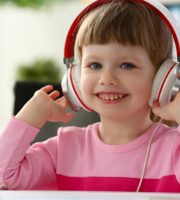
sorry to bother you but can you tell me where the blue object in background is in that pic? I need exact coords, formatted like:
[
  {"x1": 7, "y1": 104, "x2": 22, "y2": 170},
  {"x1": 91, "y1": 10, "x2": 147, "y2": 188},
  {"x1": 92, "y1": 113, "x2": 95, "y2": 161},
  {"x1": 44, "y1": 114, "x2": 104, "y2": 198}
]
[{"x1": 167, "y1": 4, "x2": 180, "y2": 24}]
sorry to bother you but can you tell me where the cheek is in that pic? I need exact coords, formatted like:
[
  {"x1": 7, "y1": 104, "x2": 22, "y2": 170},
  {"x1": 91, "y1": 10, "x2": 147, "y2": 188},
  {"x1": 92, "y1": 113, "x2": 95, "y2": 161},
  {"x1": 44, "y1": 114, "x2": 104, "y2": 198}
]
[
  {"x1": 80, "y1": 73, "x2": 93, "y2": 98},
  {"x1": 80, "y1": 74, "x2": 95, "y2": 109},
  {"x1": 127, "y1": 73, "x2": 154, "y2": 97}
]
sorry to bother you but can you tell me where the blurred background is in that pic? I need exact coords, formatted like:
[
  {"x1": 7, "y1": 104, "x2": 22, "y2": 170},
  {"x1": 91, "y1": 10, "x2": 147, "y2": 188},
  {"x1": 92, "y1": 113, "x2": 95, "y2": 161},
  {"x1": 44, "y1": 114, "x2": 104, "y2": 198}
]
[{"x1": 0, "y1": 0, "x2": 179, "y2": 143}]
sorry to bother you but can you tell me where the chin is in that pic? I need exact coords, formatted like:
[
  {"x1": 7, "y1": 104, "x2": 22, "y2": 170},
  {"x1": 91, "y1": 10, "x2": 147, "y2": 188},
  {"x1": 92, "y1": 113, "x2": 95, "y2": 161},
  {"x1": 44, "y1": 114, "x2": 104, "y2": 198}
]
[{"x1": 98, "y1": 111, "x2": 127, "y2": 121}]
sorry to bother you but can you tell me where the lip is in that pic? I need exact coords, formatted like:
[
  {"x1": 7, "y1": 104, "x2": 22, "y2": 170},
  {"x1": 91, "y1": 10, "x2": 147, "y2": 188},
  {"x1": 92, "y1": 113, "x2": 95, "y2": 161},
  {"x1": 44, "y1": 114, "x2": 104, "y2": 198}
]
[{"x1": 96, "y1": 94, "x2": 129, "y2": 104}]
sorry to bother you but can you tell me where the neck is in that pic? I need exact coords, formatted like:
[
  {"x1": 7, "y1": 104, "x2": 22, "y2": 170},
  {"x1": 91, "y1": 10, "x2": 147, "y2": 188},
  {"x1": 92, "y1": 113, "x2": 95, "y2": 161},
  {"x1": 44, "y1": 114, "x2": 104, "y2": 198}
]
[{"x1": 98, "y1": 113, "x2": 154, "y2": 145}]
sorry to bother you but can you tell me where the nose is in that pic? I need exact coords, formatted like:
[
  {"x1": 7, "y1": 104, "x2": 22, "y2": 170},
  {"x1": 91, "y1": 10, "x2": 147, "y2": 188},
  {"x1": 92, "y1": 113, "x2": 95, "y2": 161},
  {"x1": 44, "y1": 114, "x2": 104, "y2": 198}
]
[{"x1": 99, "y1": 70, "x2": 119, "y2": 86}]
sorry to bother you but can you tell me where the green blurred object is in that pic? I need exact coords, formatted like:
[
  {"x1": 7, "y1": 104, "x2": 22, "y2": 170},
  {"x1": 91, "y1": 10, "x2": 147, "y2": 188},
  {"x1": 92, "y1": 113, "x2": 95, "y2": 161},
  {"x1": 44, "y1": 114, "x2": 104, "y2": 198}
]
[
  {"x1": 15, "y1": 59, "x2": 62, "y2": 83},
  {"x1": 1, "y1": 0, "x2": 64, "y2": 8}
]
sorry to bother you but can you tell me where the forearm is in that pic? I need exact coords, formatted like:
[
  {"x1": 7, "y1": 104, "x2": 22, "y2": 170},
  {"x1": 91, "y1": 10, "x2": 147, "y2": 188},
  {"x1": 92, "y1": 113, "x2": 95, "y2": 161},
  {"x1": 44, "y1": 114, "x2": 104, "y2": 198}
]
[
  {"x1": 0, "y1": 116, "x2": 39, "y2": 189},
  {"x1": 0, "y1": 116, "x2": 57, "y2": 190}
]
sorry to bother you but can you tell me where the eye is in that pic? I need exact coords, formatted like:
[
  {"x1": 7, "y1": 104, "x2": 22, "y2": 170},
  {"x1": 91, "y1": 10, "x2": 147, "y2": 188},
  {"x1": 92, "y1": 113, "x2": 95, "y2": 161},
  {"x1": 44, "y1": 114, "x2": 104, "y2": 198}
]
[
  {"x1": 121, "y1": 63, "x2": 135, "y2": 70},
  {"x1": 90, "y1": 63, "x2": 102, "y2": 69}
]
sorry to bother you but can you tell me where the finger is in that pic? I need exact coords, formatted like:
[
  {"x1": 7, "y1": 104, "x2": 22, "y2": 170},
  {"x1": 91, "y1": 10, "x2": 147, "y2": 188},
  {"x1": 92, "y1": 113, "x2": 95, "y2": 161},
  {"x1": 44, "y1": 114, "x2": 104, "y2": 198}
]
[
  {"x1": 56, "y1": 96, "x2": 65, "y2": 103},
  {"x1": 152, "y1": 100, "x2": 161, "y2": 116},
  {"x1": 40, "y1": 85, "x2": 53, "y2": 93},
  {"x1": 178, "y1": 72, "x2": 180, "y2": 80},
  {"x1": 49, "y1": 90, "x2": 60, "y2": 100},
  {"x1": 62, "y1": 113, "x2": 75, "y2": 122},
  {"x1": 56, "y1": 97, "x2": 69, "y2": 109},
  {"x1": 60, "y1": 99, "x2": 69, "y2": 110},
  {"x1": 152, "y1": 100, "x2": 171, "y2": 120}
]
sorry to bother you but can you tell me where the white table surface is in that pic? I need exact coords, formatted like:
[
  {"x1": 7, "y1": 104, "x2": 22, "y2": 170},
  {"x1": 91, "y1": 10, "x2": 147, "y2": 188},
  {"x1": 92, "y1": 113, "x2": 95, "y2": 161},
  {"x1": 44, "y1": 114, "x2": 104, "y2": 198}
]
[{"x1": 0, "y1": 191, "x2": 180, "y2": 200}]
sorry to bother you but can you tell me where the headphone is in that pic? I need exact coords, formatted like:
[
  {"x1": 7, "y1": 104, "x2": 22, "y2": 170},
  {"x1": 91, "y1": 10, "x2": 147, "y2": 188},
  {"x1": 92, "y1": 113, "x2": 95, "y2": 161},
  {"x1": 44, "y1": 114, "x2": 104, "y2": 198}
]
[{"x1": 61, "y1": 0, "x2": 180, "y2": 112}]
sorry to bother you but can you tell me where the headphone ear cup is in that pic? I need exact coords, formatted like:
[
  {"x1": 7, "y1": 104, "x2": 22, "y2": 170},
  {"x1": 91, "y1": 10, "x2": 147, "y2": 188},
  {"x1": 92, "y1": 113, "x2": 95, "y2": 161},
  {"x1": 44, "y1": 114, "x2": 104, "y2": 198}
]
[
  {"x1": 62, "y1": 63, "x2": 93, "y2": 112},
  {"x1": 148, "y1": 59, "x2": 178, "y2": 108},
  {"x1": 70, "y1": 63, "x2": 82, "y2": 103}
]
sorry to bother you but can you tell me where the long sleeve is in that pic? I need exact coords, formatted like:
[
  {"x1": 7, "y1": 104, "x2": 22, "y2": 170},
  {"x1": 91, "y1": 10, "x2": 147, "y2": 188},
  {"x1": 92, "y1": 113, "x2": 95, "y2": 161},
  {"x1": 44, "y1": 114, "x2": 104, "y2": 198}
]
[
  {"x1": 0, "y1": 116, "x2": 58, "y2": 190},
  {"x1": 172, "y1": 126, "x2": 180, "y2": 185}
]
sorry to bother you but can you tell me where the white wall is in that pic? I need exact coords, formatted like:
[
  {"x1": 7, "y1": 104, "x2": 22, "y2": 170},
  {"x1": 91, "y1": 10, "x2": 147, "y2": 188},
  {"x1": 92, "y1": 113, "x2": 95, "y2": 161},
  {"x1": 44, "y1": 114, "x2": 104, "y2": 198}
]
[{"x1": 0, "y1": 1, "x2": 88, "y2": 130}]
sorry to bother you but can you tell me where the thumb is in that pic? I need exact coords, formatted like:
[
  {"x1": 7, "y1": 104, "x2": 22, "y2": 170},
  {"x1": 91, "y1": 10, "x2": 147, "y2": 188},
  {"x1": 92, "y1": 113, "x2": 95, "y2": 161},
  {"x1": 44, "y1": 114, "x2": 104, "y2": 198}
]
[
  {"x1": 152, "y1": 100, "x2": 161, "y2": 116},
  {"x1": 63, "y1": 112, "x2": 75, "y2": 122}
]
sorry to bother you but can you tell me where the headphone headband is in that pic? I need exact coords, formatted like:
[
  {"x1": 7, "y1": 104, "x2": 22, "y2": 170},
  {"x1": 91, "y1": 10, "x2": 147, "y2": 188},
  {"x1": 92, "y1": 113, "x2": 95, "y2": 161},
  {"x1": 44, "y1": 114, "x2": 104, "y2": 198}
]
[{"x1": 64, "y1": 0, "x2": 180, "y2": 65}]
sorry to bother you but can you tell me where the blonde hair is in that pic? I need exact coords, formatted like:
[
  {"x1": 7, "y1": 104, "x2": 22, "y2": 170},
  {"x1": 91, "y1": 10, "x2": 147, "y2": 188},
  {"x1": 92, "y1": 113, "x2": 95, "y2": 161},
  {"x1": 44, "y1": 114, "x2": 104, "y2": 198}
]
[{"x1": 75, "y1": 0, "x2": 174, "y2": 127}]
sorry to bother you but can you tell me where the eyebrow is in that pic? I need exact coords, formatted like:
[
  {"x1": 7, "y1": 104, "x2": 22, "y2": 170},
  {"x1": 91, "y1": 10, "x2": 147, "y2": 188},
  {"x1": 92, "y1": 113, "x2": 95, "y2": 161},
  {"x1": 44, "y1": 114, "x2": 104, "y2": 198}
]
[
  {"x1": 83, "y1": 55, "x2": 142, "y2": 64},
  {"x1": 83, "y1": 55, "x2": 102, "y2": 61}
]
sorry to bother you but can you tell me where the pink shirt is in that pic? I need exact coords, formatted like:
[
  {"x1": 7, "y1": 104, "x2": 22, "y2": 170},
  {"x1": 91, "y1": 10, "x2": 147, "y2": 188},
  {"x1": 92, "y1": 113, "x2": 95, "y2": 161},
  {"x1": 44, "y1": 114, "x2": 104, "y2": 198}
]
[{"x1": 0, "y1": 116, "x2": 180, "y2": 192}]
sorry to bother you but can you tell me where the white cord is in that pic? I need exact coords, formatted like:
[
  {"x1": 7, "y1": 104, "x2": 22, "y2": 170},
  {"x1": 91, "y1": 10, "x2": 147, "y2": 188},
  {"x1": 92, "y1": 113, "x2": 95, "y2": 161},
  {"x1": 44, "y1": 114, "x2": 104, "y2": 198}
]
[
  {"x1": 136, "y1": 118, "x2": 163, "y2": 192},
  {"x1": 0, "y1": 184, "x2": 8, "y2": 190}
]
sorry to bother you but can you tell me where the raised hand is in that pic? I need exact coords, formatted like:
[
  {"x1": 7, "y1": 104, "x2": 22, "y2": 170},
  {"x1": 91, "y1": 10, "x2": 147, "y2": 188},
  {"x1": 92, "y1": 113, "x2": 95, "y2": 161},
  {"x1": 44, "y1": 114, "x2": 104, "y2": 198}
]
[
  {"x1": 152, "y1": 73, "x2": 180, "y2": 124},
  {"x1": 15, "y1": 85, "x2": 74, "y2": 129}
]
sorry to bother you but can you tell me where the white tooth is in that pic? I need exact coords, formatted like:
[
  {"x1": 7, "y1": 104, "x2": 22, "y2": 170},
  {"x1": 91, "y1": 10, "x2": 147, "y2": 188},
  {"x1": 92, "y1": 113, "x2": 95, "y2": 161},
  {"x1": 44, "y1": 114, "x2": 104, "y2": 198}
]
[
  {"x1": 106, "y1": 97, "x2": 109, "y2": 100},
  {"x1": 119, "y1": 95, "x2": 123, "y2": 98},
  {"x1": 115, "y1": 96, "x2": 118, "y2": 99},
  {"x1": 110, "y1": 97, "x2": 114, "y2": 100},
  {"x1": 103, "y1": 97, "x2": 106, "y2": 99}
]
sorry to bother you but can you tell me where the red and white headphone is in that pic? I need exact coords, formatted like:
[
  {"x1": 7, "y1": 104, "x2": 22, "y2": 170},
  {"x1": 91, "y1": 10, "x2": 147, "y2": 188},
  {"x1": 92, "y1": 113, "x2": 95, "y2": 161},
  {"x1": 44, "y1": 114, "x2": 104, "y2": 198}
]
[{"x1": 61, "y1": 0, "x2": 180, "y2": 112}]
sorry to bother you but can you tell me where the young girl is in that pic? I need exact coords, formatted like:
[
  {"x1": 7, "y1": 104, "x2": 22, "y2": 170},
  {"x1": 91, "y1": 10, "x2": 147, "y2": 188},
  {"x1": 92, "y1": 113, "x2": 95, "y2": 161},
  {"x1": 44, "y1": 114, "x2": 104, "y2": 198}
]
[{"x1": 0, "y1": 0, "x2": 180, "y2": 192}]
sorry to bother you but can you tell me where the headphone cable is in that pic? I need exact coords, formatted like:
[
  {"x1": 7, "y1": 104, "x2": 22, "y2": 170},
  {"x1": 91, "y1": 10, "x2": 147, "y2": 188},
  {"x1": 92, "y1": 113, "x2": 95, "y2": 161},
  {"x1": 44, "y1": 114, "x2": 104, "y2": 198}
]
[
  {"x1": 0, "y1": 184, "x2": 8, "y2": 190},
  {"x1": 136, "y1": 117, "x2": 163, "y2": 192}
]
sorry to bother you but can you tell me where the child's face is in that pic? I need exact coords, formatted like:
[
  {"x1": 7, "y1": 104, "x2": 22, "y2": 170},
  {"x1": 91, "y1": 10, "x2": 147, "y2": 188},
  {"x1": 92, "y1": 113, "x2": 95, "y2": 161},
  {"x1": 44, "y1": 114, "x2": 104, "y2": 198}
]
[{"x1": 80, "y1": 42, "x2": 156, "y2": 121}]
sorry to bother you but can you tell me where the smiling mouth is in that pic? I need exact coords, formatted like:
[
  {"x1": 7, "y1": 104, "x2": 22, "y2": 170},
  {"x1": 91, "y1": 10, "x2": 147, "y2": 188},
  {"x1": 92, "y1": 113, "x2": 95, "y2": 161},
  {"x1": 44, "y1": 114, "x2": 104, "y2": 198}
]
[{"x1": 97, "y1": 94, "x2": 128, "y2": 101}]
